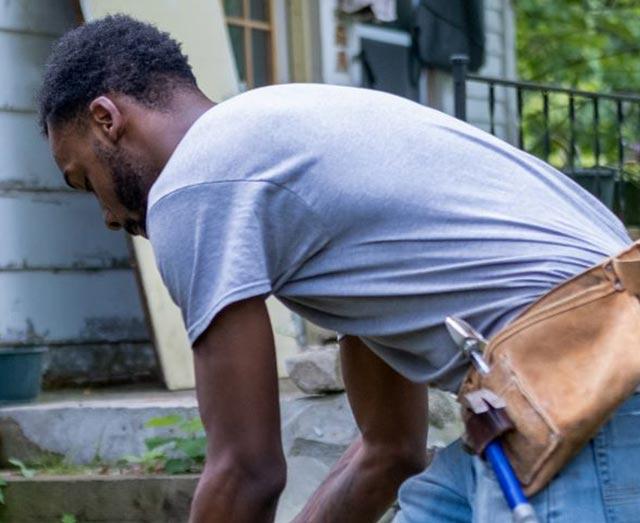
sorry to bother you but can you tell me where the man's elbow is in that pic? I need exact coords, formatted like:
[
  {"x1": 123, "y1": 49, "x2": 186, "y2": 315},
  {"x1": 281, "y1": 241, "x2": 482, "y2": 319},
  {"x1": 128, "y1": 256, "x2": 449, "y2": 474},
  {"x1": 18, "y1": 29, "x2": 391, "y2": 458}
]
[
  {"x1": 393, "y1": 447, "x2": 428, "y2": 478},
  {"x1": 204, "y1": 451, "x2": 287, "y2": 509},
  {"x1": 243, "y1": 457, "x2": 288, "y2": 505},
  {"x1": 365, "y1": 440, "x2": 427, "y2": 481}
]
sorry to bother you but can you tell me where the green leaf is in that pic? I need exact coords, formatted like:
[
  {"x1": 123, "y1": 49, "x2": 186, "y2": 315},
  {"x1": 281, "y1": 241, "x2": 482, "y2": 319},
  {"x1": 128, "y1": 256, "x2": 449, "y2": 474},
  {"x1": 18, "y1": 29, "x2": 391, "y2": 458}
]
[
  {"x1": 144, "y1": 436, "x2": 175, "y2": 451},
  {"x1": 60, "y1": 514, "x2": 77, "y2": 523},
  {"x1": 175, "y1": 437, "x2": 207, "y2": 461},
  {"x1": 179, "y1": 417, "x2": 204, "y2": 434},
  {"x1": 8, "y1": 458, "x2": 36, "y2": 479},
  {"x1": 119, "y1": 454, "x2": 144, "y2": 465},
  {"x1": 164, "y1": 458, "x2": 193, "y2": 475},
  {"x1": 147, "y1": 442, "x2": 175, "y2": 458},
  {"x1": 144, "y1": 415, "x2": 182, "y2": 428},
  {"x1": 0, "y1": 477, "x2": 6, "y2": 505}
]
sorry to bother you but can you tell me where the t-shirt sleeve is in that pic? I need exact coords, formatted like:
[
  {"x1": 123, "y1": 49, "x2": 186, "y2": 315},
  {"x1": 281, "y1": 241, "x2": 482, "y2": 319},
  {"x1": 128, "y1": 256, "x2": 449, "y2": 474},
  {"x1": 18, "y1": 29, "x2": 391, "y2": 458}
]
[{"x1": 147, "y1": 180, "x2": 329, "y2": 344}]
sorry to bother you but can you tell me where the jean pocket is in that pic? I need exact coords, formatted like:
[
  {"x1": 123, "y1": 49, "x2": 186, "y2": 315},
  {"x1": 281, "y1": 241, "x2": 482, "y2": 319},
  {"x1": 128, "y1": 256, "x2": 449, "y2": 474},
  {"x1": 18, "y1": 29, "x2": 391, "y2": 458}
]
[
  {"x1": 594, "y1": 396, "x2": 640, "y2": 521},
  {"x1": 471, "y1": 456, "x2": 518, "y2": 523}
]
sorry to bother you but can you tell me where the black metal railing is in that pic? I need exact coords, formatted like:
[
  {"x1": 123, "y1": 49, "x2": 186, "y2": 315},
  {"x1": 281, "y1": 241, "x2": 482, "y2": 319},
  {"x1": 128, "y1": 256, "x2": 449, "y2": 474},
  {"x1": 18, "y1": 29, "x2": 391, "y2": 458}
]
[{"x1": 451, "y1": 55, "x2": 640, "y2": 226}]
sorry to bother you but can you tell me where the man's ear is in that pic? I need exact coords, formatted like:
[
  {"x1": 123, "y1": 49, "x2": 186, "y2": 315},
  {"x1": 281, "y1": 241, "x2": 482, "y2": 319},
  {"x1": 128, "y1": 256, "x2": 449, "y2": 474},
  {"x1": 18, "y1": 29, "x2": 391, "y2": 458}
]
[{"x1": 88, "y1": 96, "x2": 124, "y2": 144}]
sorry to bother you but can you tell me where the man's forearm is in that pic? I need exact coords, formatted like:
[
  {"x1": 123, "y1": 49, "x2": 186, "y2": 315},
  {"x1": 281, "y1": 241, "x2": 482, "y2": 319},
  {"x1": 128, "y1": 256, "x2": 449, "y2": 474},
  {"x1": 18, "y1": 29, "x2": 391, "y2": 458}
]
[
  {"x1": 190, "y1": 298, "x2": 287, "y2": 523},
  {"x1": 293, "y1": 437, "x2": 424, "y2": 523}
]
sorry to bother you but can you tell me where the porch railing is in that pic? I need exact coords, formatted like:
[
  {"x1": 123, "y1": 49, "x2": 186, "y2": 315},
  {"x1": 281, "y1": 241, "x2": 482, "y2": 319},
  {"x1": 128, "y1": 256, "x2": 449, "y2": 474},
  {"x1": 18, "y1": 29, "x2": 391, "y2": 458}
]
[{"x1": 451, "y1": 55, "x2": 640, "y2": 225}]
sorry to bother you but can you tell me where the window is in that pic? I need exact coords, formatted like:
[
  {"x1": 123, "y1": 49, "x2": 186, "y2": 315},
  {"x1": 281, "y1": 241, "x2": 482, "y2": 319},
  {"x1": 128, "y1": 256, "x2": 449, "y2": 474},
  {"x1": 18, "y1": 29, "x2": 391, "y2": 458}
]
[{"x1": 222, "y1": 0, "x2": 277, "y2": 90}]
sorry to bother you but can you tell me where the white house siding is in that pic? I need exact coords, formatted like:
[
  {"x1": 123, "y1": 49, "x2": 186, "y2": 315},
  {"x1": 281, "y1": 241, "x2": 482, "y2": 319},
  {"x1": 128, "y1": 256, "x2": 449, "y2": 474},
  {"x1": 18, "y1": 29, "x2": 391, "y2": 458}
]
[
  {"x1": 0, "y1": 0, "x2": 158, "y2": 386},
  {"x1": 317, "y1": 0, "x2": 518, "y2": 144},
  {"x1": 434, "y1": 0, "x2": 518, "y2": 143}
]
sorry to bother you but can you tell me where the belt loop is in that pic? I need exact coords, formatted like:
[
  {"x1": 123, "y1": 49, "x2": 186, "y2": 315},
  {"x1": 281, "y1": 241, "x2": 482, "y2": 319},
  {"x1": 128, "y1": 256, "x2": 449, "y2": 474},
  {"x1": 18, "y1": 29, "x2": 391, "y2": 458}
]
[
  {"x1": 603, "y1": 261, "x2": 623, "y2": 291},
  {"x1": 611, "y1": 259, "x2": 640, "y2": 295}
]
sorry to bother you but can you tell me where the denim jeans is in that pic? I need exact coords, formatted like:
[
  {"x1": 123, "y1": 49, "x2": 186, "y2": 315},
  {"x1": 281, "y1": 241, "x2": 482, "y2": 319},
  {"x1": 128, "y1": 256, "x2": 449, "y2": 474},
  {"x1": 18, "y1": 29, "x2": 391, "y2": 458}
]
[{"x1": 394, "y1": 393, "x2": 640, "y2": 523}]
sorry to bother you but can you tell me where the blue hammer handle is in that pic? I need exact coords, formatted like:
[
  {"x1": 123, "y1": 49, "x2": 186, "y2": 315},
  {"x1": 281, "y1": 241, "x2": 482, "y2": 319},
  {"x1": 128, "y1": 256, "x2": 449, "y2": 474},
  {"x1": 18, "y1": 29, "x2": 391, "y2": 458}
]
[
  {"x1": 485, "y1": 441, "x2": 538, "y2": 521},
  {"x1": 484, "y1": 442, "x2": 528, "y2": 508},
  {"x1": 444, "y1": 316, "x2": 539, "y2": 522}
]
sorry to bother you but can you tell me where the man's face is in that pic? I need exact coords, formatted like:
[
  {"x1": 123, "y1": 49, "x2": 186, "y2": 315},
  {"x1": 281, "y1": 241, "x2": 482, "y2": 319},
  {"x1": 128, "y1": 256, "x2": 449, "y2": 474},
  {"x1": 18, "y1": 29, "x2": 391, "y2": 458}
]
[{"x1": 49, "y1": 118, "x2": 155, "y2": 237}]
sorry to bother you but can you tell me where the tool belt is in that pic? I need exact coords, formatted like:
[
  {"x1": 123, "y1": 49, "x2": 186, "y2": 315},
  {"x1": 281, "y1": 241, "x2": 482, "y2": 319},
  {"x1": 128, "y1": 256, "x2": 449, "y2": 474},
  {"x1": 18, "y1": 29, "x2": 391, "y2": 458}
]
[{"x1": 458, "y1": 240, "x2": 640, "y2": 497}]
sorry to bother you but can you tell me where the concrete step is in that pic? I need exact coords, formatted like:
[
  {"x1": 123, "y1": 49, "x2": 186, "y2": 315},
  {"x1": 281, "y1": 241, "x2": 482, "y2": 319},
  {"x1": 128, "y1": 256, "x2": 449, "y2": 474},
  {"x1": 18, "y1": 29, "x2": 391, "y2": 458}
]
[
  {"x1": 0, "y1": 382, "x2": 462, "y2": 467},
  {"x1": 0, "y1": 473, "x2": 199, "y2": 523},
  {"x1": 0, "y1": 382, "x2": 463, "y2": 521},
  {"x1": 0, "y1": 385, "x2": 201, "y2": 466}
]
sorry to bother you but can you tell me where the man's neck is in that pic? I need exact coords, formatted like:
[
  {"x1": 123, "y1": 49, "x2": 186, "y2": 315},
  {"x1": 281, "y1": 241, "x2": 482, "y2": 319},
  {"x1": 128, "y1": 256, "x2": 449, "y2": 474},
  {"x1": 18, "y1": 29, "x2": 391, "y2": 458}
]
[{"x1": 148, "y1": 89, "x2": 216, "y2": 171}]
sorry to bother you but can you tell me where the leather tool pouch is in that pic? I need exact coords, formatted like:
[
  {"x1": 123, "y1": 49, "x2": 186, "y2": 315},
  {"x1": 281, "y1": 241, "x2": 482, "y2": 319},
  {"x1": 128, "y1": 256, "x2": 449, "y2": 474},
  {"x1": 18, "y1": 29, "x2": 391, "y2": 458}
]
[{"x1": 458, "y1": 240, "x2": 640, "y2": 496}]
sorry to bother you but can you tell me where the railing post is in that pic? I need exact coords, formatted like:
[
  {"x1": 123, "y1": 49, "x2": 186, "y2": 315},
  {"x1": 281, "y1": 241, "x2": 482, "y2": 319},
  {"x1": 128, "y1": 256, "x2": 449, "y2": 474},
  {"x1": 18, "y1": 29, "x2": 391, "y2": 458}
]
[{"x1": 451, "y1": 54, "x2": 469, "y2": 121}]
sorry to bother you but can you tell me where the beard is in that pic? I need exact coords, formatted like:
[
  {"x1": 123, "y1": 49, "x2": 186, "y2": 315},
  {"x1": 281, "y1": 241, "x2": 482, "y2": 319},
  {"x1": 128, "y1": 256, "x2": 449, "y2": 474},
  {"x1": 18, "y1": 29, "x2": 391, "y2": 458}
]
[{"x1": 93, "y1": 142, "x2": 156, "y2": 236}]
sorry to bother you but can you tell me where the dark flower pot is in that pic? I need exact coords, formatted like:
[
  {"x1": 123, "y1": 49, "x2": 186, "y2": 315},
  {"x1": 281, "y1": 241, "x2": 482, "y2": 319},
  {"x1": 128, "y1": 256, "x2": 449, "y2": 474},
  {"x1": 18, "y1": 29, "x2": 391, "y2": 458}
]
[
  {"x1": 622, "y1": 181, "x2": 640, "y2": 226},
  {"x1": 569, "y1": 167, "x2": 617, "y2": 211},
  {"x1": 0, "y1": 347, "x2": 47, "y2": 403}
]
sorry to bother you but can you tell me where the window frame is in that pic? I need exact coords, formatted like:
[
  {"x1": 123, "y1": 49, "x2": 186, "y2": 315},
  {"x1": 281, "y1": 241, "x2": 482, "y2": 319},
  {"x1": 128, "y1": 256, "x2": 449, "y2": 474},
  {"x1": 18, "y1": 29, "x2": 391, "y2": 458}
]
[{"x1": 223, "y1": 0, "x2": 278, "y2": 89}]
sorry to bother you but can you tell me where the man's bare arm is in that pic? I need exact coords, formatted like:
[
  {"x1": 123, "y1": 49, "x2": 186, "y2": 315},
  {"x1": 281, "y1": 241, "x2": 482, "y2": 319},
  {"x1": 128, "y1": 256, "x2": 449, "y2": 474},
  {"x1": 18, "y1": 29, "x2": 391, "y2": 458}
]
[
  {"x1": 189, "y1": 297, "x2": 286, "y2": 523},
  {"x1": 293, "y1": 336, "x2": 428, "y2": 522}
]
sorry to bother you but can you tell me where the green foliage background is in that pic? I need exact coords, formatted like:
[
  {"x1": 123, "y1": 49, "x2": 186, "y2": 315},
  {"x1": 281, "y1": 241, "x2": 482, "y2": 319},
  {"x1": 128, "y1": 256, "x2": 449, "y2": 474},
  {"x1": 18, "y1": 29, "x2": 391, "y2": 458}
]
[
  {"x1": 514, "y1": 0, "x2": 640, "y2": 220},
  {"x1": 516, "y1": 0, "x2": 640, "y2": 92}
]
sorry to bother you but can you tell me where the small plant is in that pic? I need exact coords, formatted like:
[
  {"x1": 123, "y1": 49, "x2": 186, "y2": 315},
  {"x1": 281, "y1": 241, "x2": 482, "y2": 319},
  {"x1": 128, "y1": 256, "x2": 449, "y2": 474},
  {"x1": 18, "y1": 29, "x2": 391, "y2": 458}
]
[
  {"x1": 0, "y1": 458, "x2": 36, "y2": 508},
  {"x1": 26, "y1": 453, "x2": 96, "y2": 477},
  {"x1": 120, "y1": 415, "x2": 206, "y2": 474},
  {"x1": 0, "y1": 476, "x2": 6, "y2": 505},
  {"x1": 8, "y1": 458, "x2": 36, "y2": 479}
]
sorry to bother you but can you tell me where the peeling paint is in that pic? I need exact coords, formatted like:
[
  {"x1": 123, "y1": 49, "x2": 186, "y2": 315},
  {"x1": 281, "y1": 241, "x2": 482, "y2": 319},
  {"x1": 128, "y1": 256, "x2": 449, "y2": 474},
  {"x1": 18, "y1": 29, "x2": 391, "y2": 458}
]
[
  {"x1": 0, "y1": 180, "x2": 70, "y2": 192},
  {"x1": 0, "y1": 318, "x2": 150, "y2": 347},
  {"x1": 43, "y1": 342, "x2": 159, "y2": 387},
  {"x1": 0, "y1": 318, "x2": 49, "y2": 345},
  {"x1": 81, "y1": 317, "x2": 148, "y2": 341},
  {"x1": 0, "y1": 259, "x2": 132, "y2": 271},
  {"x1": 0, "y1": 189, "x2": 68, "y2": 205},
  {"x1": 0, "y1": 103, "x2": 35, "y2": 113}
]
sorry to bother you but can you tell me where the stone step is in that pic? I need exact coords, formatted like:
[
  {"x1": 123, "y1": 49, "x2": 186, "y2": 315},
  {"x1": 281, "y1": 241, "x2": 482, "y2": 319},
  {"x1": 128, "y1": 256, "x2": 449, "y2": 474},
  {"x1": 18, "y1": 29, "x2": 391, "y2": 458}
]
[
  {"x1": 0, "y1": 386, "x2": 200, "y2": 465},
  {"x1": 0, "y1": 383, "x2": 462, "y2": 467},
  {"x1": 0, "y1": 382, "x2": 463, "y2": 521},
  {"x1": 0, "y1": 473, "x2": 199, "y2": 523}
]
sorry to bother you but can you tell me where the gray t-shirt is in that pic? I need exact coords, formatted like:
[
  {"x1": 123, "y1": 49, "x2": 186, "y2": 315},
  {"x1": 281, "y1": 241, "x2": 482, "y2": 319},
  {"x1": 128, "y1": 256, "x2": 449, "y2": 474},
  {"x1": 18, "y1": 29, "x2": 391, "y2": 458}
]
[{"x1": 147, "y1": 84, "x2": 631, "y2": 392}]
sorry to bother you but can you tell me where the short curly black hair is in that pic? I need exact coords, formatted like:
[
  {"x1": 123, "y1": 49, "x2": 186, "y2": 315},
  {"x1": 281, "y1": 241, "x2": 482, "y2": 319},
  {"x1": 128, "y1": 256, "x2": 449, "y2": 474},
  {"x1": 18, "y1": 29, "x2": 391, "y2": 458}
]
[{"x1": 38, "y1": 14, "x2": 197, "y2": 134}]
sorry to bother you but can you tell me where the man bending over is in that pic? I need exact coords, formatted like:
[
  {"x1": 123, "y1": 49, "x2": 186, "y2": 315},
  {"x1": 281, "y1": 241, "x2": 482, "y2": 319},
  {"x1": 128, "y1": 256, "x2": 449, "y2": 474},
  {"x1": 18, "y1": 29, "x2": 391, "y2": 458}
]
[{"x1": 39, "y1": 15, "x2": 638, "y2": 523}]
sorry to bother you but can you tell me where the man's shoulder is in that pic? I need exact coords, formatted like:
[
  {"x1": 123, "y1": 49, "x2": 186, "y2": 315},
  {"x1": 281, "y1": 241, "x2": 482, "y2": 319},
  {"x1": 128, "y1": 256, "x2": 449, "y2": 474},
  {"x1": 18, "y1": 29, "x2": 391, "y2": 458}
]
[{"x1": 145, "y1": 85, "x2": 342, "y2": 207}]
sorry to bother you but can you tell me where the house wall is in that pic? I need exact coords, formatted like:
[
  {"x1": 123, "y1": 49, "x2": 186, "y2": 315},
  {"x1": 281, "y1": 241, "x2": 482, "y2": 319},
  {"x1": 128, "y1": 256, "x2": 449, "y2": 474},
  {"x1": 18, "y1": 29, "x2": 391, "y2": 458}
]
[
  {"x1": 428, "y1": 0, "x2": 518, "y2": 142},
  {"x1": 317, "y1": 0, "x2": 518, "y2": 144},
  {"x1": 0, "y1": 0, "x2": 158, "y2": 386}
]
